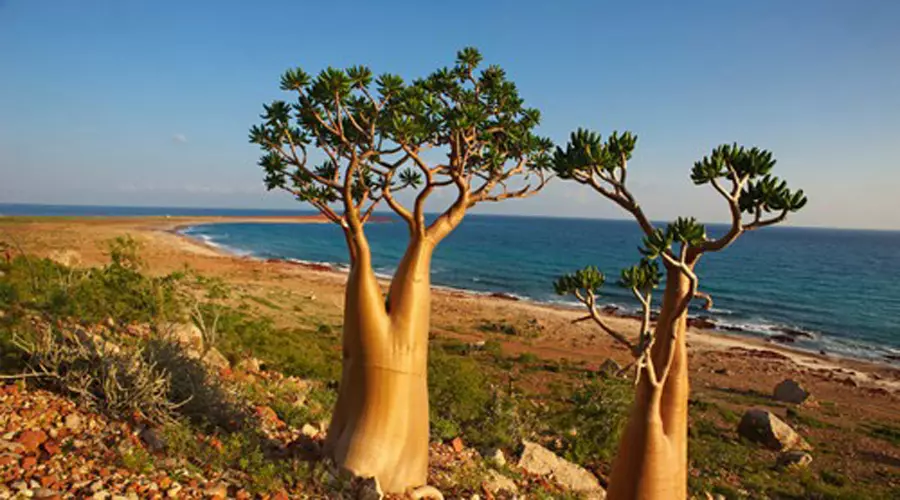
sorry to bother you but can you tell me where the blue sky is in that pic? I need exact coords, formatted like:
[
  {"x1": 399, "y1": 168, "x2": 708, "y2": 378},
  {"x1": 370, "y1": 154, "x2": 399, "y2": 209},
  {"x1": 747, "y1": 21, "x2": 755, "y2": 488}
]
[{"x1": 1, "y1": 0, "x2": 898, "y2": 229}]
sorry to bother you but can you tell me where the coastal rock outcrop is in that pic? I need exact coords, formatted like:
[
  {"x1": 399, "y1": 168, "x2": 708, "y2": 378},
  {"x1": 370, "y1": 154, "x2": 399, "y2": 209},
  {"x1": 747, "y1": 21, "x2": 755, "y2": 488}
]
[
  {"x1": 738, "y1": 409, "x2": 811, "y2": 451},
  {"x1": 517, "y1": 440, "x2": 606, "y2": 498}
]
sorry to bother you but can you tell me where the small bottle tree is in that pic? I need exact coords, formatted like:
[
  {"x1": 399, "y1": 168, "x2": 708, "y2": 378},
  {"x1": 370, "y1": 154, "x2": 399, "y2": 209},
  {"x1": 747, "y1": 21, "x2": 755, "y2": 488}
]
[
  {"x1": 552, "y1": 130, "x2": 806, "y2": 499},
  {"x1": 249, "y1": 48, "x2": 551, "y2": 493}
]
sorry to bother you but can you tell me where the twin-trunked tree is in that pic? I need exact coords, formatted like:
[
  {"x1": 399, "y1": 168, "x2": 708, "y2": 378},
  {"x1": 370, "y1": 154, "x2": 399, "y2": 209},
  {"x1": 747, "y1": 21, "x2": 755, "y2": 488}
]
[
  {"x1": 553, "y1": 132, "x2": 806, "y2": 499},
  {"x1": 250, "y1": 49, "x2": 552, "y2": 493}
]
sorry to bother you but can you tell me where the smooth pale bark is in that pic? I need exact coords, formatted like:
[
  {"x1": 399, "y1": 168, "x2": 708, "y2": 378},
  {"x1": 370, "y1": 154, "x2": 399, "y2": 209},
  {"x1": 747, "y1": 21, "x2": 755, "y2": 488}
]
[
  {"x1": 323, "y1": 237, "x2": 435, "y2": 493},
  {"x1": 607, "y1": 265, "x2": 692, "y2": 500}
]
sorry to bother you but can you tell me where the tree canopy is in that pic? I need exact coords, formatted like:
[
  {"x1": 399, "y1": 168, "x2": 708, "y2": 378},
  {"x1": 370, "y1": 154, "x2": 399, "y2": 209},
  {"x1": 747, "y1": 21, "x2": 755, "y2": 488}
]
[{"x1": 249, "y1": 48, "x2": 553, "y2": 242}]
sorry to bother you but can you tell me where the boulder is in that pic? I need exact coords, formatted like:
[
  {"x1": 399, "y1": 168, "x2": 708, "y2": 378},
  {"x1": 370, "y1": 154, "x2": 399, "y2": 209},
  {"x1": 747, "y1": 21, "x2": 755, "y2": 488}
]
[
  {"x1": 202, "y1": 347, "x2": 230, "y2": 371},
  {"x1": 737, "y1": 409, "x2": 811, "y2": 451},
  {"x1": 518, "y1": 440, "x2": 605, "y2": 497},
  {"x1": 483, "y1": 470, "x2": 517, "y2": 495},
  {"x1": 160, "y1": 322, "x2": 204, "y2": 351},
  {"x1": 773, "y1": 379, "x2": 810, "y2": 404},
  {"x1": 776, "y1": 450, "x2": 813, "y2": 470}
]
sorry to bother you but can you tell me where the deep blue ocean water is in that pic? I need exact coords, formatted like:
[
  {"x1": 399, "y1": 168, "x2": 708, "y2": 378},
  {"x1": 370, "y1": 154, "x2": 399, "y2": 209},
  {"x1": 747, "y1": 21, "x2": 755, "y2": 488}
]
[{"x1": 4, "y1": 203, "x2": 899, "y2": 362}]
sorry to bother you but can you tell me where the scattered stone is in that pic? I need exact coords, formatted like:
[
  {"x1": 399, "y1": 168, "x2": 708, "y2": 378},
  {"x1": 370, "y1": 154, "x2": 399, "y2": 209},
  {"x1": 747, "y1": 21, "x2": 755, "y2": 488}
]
[
  {"x1": 450, "y1": 437, "x2": 464, "y2": 454},
  {"x1": 300, "y1": 423, "x2": 318, "y2": 438},
  {"x1": 408, "y1": 485, "x2": 444, "y2": 500},
  {"x1": 738, "y1": 409, "x2": 811, "y2": 451},
  {"x1": 16, "y1": 430, "x2": 49, "y2": 453},
  {"x1": 160, "y1": 322, "x2": 204, "y2": 351},
  {"x1": 205, "y1": 483, "x2": 229, "y2": 498},
  {"x1": 202, "y1": 347, "x2": 230, "y2": 371},
  {"x1": 139, "y1": 427, "x2": 166, "y2": 453},
  {"x1": 518, "y1": 440, "x2": 605, "y2": 496},
  {"x1": 357, "y1": 476, "x2": 383, "y2": 500},
  {"x1": 777, "y1": 450, "x2": 813, "y2": 470},
  {"x1": 484, "y1": 447, "x2": 506, "y2": 467},
  {"x1": 773, "y1": 379, "x2": 810, "y2": 404},
  {"x1": 166, "y1": 483, "x2": 183, "y2": 498},
  {"x1": 236, "y1": 357, "x2": 263, "y2": 373},
  {"x1": 64, "y1": 413, "x2": 83, "y2": 431},
  {"x1": 483, "y1": 470, "x2": 517, "y2": 495},
  {"x1": 598, "y1": 358, "x2": 622, "y2": 377}
]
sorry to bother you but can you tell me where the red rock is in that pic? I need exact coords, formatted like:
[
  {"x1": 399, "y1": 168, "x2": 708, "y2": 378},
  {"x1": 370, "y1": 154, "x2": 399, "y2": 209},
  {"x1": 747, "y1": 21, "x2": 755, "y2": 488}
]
[
  {"x1": 451, "y1": 436, "x2": 465, "y2": 453},
  {"x1": 17, "y1": 430, "x2": 49, "y2": 453},
  {"x1": 255, "y1": 405, "x2": 284, "y2": 428},
  {"x1": 21, "y1": 455, "x2": 38, "y2": 470},
  {"x1": 236, "y1": 489, "x2": 251, "y2": 499},
  {"x1": 271, "y1": 490, "x2": 289, "y2": 500},
  {"x1": 0, "y1": 455, "x2": 15, "y2": 466},
  {"x1": 42, "y1": 440, "x2": 61, "y2": 456}
]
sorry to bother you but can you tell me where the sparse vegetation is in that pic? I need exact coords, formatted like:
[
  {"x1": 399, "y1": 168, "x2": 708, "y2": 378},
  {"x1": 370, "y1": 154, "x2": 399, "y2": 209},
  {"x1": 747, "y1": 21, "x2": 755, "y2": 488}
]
[{"x1": 2, "y1": 237, "x2": 900, "y2": 499}]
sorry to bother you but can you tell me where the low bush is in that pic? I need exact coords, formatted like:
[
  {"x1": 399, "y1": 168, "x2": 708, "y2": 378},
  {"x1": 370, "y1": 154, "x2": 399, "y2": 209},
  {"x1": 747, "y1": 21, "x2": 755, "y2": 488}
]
[
  {"x1": 428, "y1": 345, "x2": 529, "y2": 450},
  {"x1": 551, "y1": 375, "x2": 632, "y2": 465}
]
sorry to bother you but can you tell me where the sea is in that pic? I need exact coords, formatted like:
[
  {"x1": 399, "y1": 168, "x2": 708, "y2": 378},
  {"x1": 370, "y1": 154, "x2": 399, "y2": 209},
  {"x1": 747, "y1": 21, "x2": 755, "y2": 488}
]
[{"x1": 3, "y1": 203, "x2": 899, "y2": 363}]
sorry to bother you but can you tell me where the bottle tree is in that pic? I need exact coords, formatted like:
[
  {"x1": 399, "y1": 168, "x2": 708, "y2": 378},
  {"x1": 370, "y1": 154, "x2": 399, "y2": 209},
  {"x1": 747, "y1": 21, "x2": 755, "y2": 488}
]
[
  {"x1": 552, "y1": 131, "x2": 806, "y2": 499},
  {"x1": 249, "y1": 48, "x2": 552, "y2": 493}
]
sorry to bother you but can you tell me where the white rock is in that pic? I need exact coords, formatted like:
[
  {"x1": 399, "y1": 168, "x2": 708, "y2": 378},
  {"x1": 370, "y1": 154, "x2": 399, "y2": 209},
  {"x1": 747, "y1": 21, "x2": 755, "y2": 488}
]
[
  {"x1": 738, "y1": 409, "x2": 811, "y2": 451},
  {"x1": 301, "y1": 424, "x2": 319, "y2": 438},
  {"x1": 483, "y1": 470, "x2": 517, "y2": 494},
  {"x1": 484, "y1": 447, "x2": 506, "y2": 467},
  {"x1": 518, "y1": 440, "x2": 605, "y2": 497}
]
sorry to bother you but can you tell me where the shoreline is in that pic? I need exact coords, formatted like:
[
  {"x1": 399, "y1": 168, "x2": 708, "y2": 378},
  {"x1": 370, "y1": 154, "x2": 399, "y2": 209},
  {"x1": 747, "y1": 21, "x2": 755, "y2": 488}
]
[
  {"x1": 3, "y1": 214, "x2": 898, "y2": 393},
  {"x1": 169, "y1": 218, "x2": 900, "y2": 380}
]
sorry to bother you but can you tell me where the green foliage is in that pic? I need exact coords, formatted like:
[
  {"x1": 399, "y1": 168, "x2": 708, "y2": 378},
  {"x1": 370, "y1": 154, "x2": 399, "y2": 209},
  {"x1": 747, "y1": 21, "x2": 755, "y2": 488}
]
[
  {"x1": 210, "y1": 307, "x2": 340, "y2": 381},
  {"x1": 250, "y1": 47, "x2": 552, "y2": 214},
  {"x1": 0, "y1": 237, "x2": 184, "y2": 325},
  {"x1": 552, "y1": 376, "x2": 632, "y2": 464},
  {"x1": 428, "y1": 346, "x2": 526, "y2": 449},
  {"x1": 619, "y1": 259, "x2": 661, "y2": 293},
  {"x1": 550, "y1": 128, "x2": 637, "y2": 178},
  {"x1": 554, "y1": 265, "x2": 604, "y2": 297}
]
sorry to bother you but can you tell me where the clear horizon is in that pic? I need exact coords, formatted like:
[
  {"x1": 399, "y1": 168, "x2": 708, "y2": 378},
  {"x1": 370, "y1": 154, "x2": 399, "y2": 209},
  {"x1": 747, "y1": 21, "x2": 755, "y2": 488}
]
[{"x1": 2, "y1": 1, "x2": 899, "y2": 230}]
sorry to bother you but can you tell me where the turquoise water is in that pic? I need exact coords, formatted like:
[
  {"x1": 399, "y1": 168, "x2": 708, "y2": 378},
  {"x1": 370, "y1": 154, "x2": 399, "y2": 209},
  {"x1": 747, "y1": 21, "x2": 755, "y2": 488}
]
[
  {"x1": 181, "y1": 215, "x2": 900, "y2": 363},
  {"x1": 3, "y1": 204, "x2": 898, "y2": 363}
]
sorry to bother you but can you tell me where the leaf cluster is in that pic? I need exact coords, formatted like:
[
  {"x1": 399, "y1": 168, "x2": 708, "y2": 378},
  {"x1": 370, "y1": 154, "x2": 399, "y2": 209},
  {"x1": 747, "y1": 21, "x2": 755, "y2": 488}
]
[
  {"x1": 249, "y1": 47, "x2": 552, "y2": 219},
  {"x1": 692, "y1": 144, "x2": 807, "y2": 216},
  {"x1": 550, "y1": 128, "x2": 637, "y2": 179}
]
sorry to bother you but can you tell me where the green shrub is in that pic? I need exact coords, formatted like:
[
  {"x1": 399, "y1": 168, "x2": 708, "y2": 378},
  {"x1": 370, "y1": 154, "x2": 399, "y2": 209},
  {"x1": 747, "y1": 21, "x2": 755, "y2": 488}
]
[
  {"x1": 553, "y1": 375, "x2": 632, "y2": 464},
  {"x1": 428, "y1": 347, "x2": 527, "y2": 449},
  {"x1": 0, "y1": 237, "x2": 185, "y2": 325}
]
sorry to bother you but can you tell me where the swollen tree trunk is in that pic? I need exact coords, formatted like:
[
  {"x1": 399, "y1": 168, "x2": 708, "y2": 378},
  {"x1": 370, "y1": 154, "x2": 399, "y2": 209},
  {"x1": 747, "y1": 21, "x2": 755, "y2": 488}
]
[
  {"x1": 324, "y1": 237, "x2": 435, "y2": 493},
  {"x1": 607, "y1": 266, "x2": 692, "y2": 500}
]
